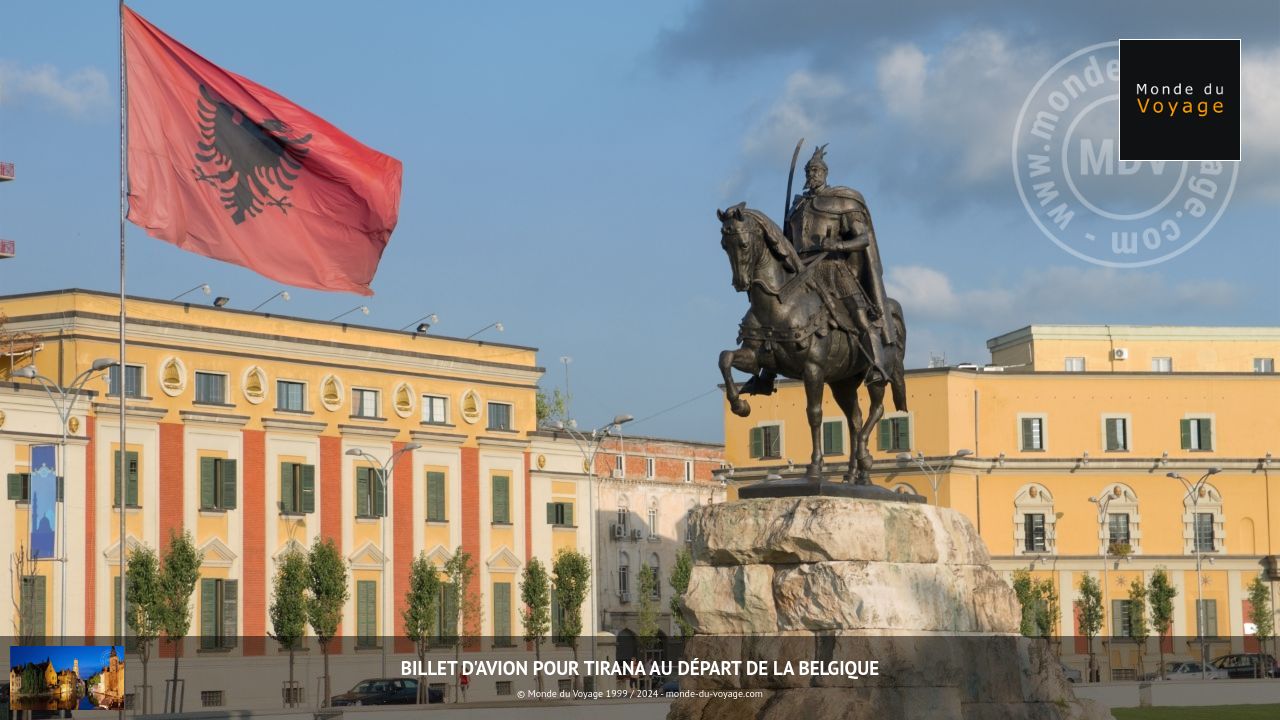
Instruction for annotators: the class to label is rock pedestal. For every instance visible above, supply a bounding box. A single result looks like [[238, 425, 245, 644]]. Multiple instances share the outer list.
[[668, 497, 1112, 720]]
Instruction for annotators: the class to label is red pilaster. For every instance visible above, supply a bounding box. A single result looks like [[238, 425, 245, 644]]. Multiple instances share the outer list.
[[242, 429, 266, 655], [393, 441, 414, 653], [319, 434, 344, 649], [158, 423, 185, 551], [461, 445, 481, 650]]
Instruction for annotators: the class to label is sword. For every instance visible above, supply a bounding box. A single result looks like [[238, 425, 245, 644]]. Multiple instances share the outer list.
[[784, 137, 805, 225]]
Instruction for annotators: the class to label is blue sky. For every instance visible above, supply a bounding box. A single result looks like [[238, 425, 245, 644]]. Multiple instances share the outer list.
[[0, 1, 1276, 442]]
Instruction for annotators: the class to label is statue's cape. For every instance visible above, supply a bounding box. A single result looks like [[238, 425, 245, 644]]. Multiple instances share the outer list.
[[809, 186, 867, 215]]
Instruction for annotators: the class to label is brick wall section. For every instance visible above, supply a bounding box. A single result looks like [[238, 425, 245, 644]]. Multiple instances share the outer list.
[[392, 441, 414, 653], [460, 445, 481, 651], [318, 434, 343, 649], [158, 423, 185, 551], [85, 416, 96, 639], [242, 429, 266, 655]]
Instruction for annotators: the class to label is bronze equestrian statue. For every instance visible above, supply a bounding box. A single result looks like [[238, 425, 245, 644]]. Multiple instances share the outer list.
[[717, 144, 911, 497]]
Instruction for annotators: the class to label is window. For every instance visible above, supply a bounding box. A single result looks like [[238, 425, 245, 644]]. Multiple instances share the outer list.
[[615, 454, 624, 474], [493, 582, 512, 647], [618, 564, 630, 599], [821, 420, 844, 455], [648, 507, 657, 539], [199, 457, 238, 511], [1151, 357, 1172, 373], [435, 583, 458, 645], [194, 372, 226, 403], [1064, 357, 1085, 372], [1020, 417, 1045, 451], [107, 364, 143, 398], [1023, 514, 1046, 552], [496, 681, 513, 696], [684, 460, 693, 482], [1196, 599, 1218, 637], [279, 462, 316, 514], [1194, 513, 1215, 552], [355, 466, 385, 519], [1104, 417, 1129, 451], [547, 501, 573, 526], [492, 475, 510, 524], [356, 580, 377, 648], [1108, 513, 1131, 547], [1180, 418, 1213, 451], [426, 471, 446, 522], [749, 425, 782, 459], [352, 389, 379, 418], [200, 691, 225, 708], [6, 472, 31, 502], [1255, 357, 1275, 373], [649, 559, 661, 600], [113, 450, 140, 508], [20, 575, 45, 642], [422, 395, 449, 424], [487, 402, 512, 431], [616, 507, 628, 534], [199, 578, 238, 649], [877, 416, 911, 452], [645, 457, 655, 478], [1111, 599, 1132, 637], [276, 380, 305, 411]]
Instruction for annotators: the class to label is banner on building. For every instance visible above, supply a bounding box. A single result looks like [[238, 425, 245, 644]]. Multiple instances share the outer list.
[[29, 444, 56, 560]]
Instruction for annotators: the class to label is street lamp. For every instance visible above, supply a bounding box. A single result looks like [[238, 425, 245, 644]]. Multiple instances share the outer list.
[[14, 358, 117, 645], [1088, 493, 1115, 683], [345, 442, 422, 676], [330, 305, 370, 323], [399, 314, 439, 333], [540, 413, 633, 687], [1167, 467, 1222, 677], [894, 449, 972, 505], [170, 283, 210, 302], [250, 290, 290, 312], [465, 322, 504, 340]]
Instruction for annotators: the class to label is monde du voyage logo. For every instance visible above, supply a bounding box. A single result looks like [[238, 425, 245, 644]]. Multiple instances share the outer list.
[[1012, 41, 1240, 268]]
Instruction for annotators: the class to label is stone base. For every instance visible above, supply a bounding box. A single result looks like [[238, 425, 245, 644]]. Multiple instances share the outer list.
[[738, 478, 925, 503], [669, 497, 1112, 720]]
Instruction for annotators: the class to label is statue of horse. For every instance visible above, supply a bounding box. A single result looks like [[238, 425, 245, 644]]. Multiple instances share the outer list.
[[716, 202, 907, 485]]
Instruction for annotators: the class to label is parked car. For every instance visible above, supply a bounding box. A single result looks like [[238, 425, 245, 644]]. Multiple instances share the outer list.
[[1142, 661, 1229, 681], [1058, 662, 1082, 683], [1211, 653, 1280, 679], [329, 678, 443, 706]]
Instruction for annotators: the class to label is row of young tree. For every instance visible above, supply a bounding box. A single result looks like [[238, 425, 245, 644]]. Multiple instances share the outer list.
[[1014, 568, 1276, 681]]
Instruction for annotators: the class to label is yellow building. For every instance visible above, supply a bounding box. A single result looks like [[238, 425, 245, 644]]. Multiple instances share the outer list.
[[0, 288, 597, 702], [724, 324, 1280, 679]]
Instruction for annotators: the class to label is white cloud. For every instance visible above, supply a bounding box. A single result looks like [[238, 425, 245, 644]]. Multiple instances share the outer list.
[[877, 45, 927, 116], [0, 62, 109, 116]]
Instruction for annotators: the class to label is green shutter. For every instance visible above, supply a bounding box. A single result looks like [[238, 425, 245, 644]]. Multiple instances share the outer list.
[[1180, 419, 1192, 449], [749, 427, 763, 459], [221, 580, 238, 648], [493, 475, 509, 523], [356, 467, 371, 517], [357, 580, 376, 645], [823, 421, 843, 455], [494, 582, 511, 644], [200, 458, 217, 509], [300, 465, 316, 513], [546, 502, 555, 525], [1106, 419, 1119, 451], [427, 472, 445, 521], [372, 469, 386, 518], [280, 463, 295, 513], [222, 459, 238, 510], [56, 476, 63, 502], [113, 451, 122, 506], [1021, 419, 1034, 450], [877, 420, 890, 451], [564, 502, 574, 527], [126, 451, 139, 506], [201, 579, 217, 649], [1198, 419, 1212, 451], [8, 473, 22, 500], [893, 418, 910, 451]]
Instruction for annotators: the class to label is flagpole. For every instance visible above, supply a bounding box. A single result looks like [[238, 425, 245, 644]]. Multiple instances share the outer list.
[[118, 3, 129, 717]]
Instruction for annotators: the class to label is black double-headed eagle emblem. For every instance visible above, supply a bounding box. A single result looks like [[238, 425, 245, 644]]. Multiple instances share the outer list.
[[192, 84, 312, 224]]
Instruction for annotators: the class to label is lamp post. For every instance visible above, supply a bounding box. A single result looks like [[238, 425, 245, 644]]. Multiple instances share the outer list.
[[1167, 467, 1222, 678], [1088, 493, 1116, 682], [895, 449, 973, 504], [541, 413, 633, 685], [250, 290, 290, 312], [465, 322, 504, 340], [345, 442, 422, 676], [14, 358, 117, 645], [170, 283, 210, 302]]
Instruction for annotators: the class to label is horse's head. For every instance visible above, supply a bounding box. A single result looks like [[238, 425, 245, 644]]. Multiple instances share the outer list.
[[717, 202, 759, 292]]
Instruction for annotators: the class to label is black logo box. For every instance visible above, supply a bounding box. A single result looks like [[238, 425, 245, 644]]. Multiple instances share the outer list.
[[1119, 39, 1241, 162]]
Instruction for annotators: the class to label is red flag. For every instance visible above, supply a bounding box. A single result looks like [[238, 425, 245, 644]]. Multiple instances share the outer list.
[[123, 6, 402, 296]]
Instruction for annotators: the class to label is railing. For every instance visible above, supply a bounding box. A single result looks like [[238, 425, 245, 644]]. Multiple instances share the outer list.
[[0, 161, 13, 179]]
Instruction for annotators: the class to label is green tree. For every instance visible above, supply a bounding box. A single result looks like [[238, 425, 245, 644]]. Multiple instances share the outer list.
[[668, 548, 695, 637], [520, 557, 551, 693], [125, 543, 164, 712], [159, 530, 203, 713], [1247, 575, 1275, 677], [637, 565, 660, 665], [535, 387, 569, 423], [1078, 574, 1104, 682], [306, 537, 349, 707], [1013, 569, 1046, 637], [552, 549, 591, 690], [403, 552, 441, 703], [269, 548, 309, 705], [1126, 577, 1149, 679], [1147, 567, 1177, 679], [443, 546, 481, 701]]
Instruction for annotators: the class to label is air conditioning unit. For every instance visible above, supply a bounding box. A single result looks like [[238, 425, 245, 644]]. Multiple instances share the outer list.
[[612, 524, 625, 540], [1112, 348, 1129, 360], [612, 469, 626, 479], [619, 590, 631, 603], [631, 529, 643, 541], [1264, 555, 1280, 581]]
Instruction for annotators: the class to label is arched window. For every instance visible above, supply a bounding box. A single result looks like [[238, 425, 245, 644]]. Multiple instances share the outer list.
[[1095, 483, 1141, 555], [1183, 482, 1224, 554], [647, 497, 658, 540], [616, 494, 630, 537], [1013, 483, 1056, 555], [648, 552, 662, 600], [618, 550, 631, 601]]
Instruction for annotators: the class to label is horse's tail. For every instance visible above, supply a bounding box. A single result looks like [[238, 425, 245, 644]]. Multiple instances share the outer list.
[[888, 298, 908, 412]]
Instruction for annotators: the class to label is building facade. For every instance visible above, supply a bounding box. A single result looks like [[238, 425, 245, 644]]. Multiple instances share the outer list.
[[0, 289, 599, 706], [724, 325, 1280, 680]]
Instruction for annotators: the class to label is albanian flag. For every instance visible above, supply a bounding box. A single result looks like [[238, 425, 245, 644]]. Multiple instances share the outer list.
[[123, 6, 402, 296]]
